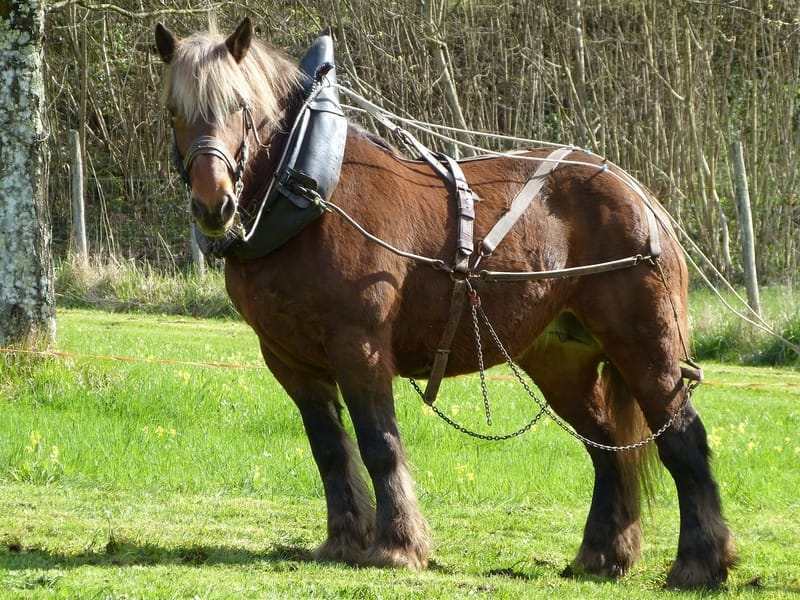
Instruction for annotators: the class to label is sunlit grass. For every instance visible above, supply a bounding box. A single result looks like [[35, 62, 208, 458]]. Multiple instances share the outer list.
[[0, 309, 798, 597]]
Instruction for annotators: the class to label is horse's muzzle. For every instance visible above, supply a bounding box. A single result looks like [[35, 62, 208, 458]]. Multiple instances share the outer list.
[[191, 193, 236, 238]]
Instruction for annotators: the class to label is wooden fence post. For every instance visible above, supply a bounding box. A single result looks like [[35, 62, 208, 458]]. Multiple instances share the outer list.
[[70, 129, 88, 265], [730, 138, 761, 316], [190, 224, 206, 274]]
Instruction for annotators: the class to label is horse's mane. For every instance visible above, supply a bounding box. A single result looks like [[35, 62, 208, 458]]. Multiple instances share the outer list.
[[163, 31, 301, 129]]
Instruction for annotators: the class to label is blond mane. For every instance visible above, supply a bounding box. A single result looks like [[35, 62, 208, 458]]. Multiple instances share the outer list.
[[164, 31, 301, 128]]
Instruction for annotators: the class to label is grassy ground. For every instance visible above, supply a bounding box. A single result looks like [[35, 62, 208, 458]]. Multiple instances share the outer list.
[[0, 309, 798, 598]]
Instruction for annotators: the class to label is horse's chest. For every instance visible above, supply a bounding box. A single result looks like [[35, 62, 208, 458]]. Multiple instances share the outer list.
[[225, 265, 328, 369]]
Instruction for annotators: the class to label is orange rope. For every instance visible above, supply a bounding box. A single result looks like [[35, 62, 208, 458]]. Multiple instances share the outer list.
[[2, 347, 796, 392], [0, 346, 266, 371]]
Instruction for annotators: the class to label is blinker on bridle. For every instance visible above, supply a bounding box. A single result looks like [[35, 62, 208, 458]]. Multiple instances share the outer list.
[[171, 103, 262, 207]]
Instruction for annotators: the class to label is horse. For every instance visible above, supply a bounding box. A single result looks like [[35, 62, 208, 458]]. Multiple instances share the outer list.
[[154, 19, 735, 589]]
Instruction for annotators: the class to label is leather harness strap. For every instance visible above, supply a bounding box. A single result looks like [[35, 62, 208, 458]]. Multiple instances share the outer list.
[[480, 146, 574, 258], [439, 154, 477, 273], [424, 278, 469, 405]]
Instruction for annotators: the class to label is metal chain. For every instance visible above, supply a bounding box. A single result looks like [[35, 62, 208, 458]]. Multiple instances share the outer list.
[[407, 378, 545, 442], [475, 283, 693, 452], [469, 288, 493, 426], [409, 271, 695, 451]]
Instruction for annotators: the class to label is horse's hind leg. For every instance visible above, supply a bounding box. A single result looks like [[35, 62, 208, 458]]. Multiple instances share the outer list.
[[260, 344, 374, 563], [577, 268, 735, 588], [521, 327, 646, 578]]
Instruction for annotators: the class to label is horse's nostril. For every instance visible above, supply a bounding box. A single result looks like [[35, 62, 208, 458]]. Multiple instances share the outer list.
[[220, 194, 236, 221], [190, 198, 204, 219]]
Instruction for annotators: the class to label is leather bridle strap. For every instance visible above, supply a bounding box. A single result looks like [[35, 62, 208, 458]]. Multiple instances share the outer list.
[[183, 135, 238, 176]]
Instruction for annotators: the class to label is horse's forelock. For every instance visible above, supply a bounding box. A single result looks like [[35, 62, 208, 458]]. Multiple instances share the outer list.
[[164, 32, 300, 129]]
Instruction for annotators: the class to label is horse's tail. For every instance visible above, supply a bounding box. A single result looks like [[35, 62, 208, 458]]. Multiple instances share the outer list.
[[601, 362, 659, 509]]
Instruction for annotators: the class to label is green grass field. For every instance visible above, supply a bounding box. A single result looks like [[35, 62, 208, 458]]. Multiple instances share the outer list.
[[1, 309, 798, 598]]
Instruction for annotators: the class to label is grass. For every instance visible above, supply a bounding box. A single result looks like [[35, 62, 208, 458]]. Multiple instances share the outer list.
[[55, 257, 800, 366], [0, 309, 799, 598]]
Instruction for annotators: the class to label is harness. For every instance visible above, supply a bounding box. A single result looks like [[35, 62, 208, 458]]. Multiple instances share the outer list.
[[170, 31, 702, 449]]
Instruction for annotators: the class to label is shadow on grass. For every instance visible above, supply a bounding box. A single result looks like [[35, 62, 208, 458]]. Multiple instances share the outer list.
[[0, 539, 313, 571]]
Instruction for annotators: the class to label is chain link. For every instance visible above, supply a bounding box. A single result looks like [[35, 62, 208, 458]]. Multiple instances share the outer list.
[[469, 288, 493, 426], [408, 378, 545, 441]]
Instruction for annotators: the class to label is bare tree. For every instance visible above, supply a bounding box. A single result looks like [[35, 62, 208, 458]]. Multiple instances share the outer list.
[[0, 0, 55, 347]]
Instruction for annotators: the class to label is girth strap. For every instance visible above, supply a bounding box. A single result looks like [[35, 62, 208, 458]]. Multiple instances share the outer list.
[[480, 146, 573, 257], [424, 278, 469, 405]]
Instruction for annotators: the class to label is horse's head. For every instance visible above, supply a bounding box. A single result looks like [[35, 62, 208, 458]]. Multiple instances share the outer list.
[[155, 19, 299, 237]]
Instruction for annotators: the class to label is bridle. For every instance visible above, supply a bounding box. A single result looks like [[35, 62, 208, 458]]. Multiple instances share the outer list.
[[171, 103, 264, 206]]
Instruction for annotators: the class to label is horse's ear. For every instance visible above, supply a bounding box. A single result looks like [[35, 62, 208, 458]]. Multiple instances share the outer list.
[[155, 23, 177, 64], [226, 17, 253, 63]]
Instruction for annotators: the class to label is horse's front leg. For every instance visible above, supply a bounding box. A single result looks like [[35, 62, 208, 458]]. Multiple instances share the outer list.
[[331, 330, 430, 570], [260, 344, 375, 563]]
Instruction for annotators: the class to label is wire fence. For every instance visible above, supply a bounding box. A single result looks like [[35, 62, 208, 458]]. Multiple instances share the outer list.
[[49, 172, 194, 265]]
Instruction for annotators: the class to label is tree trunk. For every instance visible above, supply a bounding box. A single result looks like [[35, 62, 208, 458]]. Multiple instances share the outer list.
[[0, 0, 55, 347]]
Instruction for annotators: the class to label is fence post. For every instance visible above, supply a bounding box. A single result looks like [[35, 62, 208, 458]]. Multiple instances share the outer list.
[[70, 129, 88, 265], [190, 224, 206, 274], [730, 138, 761, 316]]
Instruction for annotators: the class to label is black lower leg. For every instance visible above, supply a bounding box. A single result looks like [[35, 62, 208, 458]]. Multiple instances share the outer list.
[[296, 397, 375, 561], [345, 395, 430, 569], [568, 445, 642, 578], [656, 403, 735, 588]]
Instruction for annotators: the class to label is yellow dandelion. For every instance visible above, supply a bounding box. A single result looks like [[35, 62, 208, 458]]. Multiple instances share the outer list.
[[455, 464, 467, 472], [155, 425, 166, 437], [708, 433, 722, 449], [774, 446, 783, 453], [466, 472, 475, 482], [169, 428, 177, 437], [746, 441, 756, 451], [29, 431, 42, 449]]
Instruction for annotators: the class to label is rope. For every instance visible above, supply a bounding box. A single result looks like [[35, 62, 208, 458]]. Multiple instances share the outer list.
[[0, 343, 789, 393], [337, 83, 800, 359], [0, 346, 266, 371]]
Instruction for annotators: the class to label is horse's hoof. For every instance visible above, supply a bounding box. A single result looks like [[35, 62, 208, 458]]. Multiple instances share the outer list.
[[363, 544, 429, 570], [565, 543, 636, 579], [312, 536, 368, 565], [665, 557, 728, 589], [666, 532, 736, 589]]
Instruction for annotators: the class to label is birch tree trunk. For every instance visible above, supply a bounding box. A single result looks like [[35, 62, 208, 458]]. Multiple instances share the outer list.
[[0, 0, 55, 347]]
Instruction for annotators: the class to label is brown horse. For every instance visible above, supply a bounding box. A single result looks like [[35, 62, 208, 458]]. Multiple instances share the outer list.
[[154, 20, 735, 588]]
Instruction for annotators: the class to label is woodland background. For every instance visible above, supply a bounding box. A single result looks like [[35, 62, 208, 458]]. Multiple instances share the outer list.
[[42, 0, 800, 282]]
